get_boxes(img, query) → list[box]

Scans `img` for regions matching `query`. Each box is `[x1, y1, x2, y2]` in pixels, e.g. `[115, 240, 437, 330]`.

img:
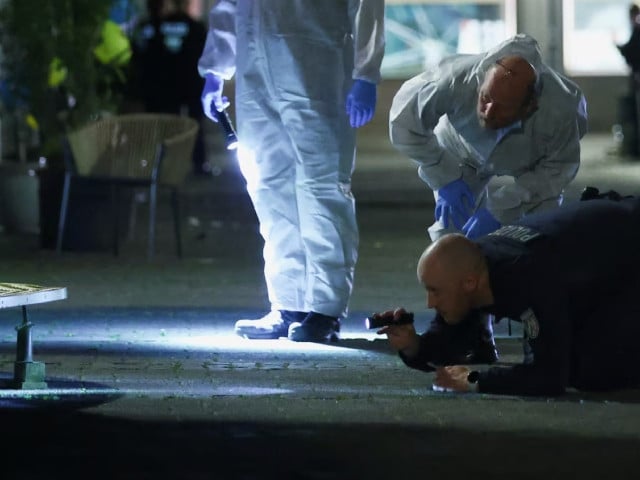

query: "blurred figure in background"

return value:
[616, 3, 640, 156]
[131, 0, 208, 175]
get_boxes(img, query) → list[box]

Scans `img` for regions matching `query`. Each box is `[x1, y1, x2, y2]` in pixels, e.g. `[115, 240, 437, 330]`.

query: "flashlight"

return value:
[365, 311, 414, 330]
[214, 108, 238, 150]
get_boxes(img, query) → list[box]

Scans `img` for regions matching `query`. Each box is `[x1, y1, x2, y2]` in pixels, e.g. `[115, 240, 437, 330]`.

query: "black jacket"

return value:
[618, 26, 640, 74]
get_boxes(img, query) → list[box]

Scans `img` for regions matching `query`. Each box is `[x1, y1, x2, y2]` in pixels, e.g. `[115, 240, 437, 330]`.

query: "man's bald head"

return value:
[418, 233, 485, 281]
[417, 234, 489, 325]
[477, 55, 538, 129]
[493, 55, 538, 104]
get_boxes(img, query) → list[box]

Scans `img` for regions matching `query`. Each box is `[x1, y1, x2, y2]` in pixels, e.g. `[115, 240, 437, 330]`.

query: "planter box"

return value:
[0, 162, 41, 235]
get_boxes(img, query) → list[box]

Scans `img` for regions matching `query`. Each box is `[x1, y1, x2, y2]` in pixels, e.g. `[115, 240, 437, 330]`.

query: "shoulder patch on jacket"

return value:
[489, 225, 541, 243]
[520, 308, 540, 339]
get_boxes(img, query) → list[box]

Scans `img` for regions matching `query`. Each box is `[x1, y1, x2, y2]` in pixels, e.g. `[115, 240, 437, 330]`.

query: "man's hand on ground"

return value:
[433, 366, 474, 392]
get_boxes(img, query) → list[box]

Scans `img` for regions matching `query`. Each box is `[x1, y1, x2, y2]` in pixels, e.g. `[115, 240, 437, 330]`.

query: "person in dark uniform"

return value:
[616, 3, 640, 156]
[617, 4, 640, 72]
[373, 195, 640, 396]
[130, 0, 208, 174]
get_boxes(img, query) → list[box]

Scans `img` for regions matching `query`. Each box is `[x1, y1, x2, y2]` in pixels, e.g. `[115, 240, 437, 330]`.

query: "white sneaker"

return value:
[234, 310, 305, 339]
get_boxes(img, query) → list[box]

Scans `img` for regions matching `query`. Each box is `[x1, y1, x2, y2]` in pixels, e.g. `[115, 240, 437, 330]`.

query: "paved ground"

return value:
[1, 132, 640, 479]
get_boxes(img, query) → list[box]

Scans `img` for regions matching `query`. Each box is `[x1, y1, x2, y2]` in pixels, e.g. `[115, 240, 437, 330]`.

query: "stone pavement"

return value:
[0, 132, 640, 479]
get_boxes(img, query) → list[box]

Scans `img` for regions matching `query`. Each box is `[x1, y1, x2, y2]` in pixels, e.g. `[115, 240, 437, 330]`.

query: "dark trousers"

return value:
[633, 73, 640, 156]
[570, 277, 640, 391]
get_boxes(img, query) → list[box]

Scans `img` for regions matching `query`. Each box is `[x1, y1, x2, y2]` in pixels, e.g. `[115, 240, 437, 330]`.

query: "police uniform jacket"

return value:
[403, 197, 640, 396]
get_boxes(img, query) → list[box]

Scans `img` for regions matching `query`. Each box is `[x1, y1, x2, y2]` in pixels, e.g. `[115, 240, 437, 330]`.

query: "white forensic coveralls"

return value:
[198, 1, 385, 318]
[389, 34, 588, 240]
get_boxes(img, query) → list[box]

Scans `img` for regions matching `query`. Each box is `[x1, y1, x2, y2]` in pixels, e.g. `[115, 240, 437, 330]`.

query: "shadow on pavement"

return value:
[2, 412, 639, 479]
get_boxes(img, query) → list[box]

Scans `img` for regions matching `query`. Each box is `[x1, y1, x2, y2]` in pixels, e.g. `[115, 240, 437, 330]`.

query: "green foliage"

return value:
[0, 0, 129, 159]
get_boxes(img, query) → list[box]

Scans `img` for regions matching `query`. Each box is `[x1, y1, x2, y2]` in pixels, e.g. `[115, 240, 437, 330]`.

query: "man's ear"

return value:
[462, 274, 478, 293]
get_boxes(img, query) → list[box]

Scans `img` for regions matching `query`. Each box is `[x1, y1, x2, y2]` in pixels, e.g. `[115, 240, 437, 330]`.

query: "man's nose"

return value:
[483, 102, 495, 117]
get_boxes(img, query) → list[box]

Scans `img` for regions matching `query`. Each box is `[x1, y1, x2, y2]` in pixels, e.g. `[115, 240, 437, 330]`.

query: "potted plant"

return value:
[0, 0, 132, 246]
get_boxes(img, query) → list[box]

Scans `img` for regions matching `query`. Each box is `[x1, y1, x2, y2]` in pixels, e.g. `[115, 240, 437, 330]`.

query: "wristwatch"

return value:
[467, 370, 480, 392]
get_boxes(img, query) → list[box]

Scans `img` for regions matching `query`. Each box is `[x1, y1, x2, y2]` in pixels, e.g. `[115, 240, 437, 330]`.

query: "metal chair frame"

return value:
[55, 114, 198, 259]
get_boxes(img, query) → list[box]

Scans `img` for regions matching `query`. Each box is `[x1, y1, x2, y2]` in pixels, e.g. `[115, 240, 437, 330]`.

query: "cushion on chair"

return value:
[66, 114, 198, 187]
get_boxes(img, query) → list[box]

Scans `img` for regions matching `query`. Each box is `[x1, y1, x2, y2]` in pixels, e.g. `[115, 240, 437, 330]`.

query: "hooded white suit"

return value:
[389, 34, 588, 239]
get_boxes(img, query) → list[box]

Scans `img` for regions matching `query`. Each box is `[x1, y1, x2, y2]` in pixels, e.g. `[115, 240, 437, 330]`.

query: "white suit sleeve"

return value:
[349, 0, 385, 84]
[489, 115, 584, 223]
[389, 73, 463, 191]
[197, 0, 237, 80]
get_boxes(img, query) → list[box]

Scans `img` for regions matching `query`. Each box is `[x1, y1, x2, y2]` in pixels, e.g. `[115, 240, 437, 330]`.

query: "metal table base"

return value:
[0, 283, 67, 389]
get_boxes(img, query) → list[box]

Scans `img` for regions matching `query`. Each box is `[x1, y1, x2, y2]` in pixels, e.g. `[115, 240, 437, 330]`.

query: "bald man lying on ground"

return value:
[390, 33, 588, 242]
[373, 193, 640, 396]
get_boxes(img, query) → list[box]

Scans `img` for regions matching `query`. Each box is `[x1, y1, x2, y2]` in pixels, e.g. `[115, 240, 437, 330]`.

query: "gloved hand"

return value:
[201, 73, 229, 122]
[345, 79, 376, 128]
[462, 208, 501, 239]
[435, 178, 475, 229]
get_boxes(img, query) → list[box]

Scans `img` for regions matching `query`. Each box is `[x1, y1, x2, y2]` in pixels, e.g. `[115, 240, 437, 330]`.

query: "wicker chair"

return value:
[56, 113, 199, 259]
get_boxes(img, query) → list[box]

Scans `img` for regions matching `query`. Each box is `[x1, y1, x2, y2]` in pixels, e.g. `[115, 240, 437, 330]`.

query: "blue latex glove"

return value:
[435, 178, 475, 229]
[345, 79, 376, 128]
[201, 73, 229, 122]
[462, 208, 501, 239]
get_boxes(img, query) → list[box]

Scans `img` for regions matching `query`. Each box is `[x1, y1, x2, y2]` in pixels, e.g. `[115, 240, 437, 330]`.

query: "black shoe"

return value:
[434, 313, 499, 365]
[288, 312, 340, 342]
[234, 310, 307, 339]
[580, 186, 631, 202]
[580, 186, 601, 201]
[474, 313, 499, 363]
[467, 341, 499, 364]
[448, 343, 498, 365]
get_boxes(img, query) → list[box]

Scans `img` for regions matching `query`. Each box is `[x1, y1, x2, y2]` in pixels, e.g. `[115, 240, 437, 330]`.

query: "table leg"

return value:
[13, 306, 47, 389]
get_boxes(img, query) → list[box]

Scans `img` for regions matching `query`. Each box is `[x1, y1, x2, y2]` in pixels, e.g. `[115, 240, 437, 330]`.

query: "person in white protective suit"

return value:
[389, 33, 588, 242]
[197, 1, 385, 342]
